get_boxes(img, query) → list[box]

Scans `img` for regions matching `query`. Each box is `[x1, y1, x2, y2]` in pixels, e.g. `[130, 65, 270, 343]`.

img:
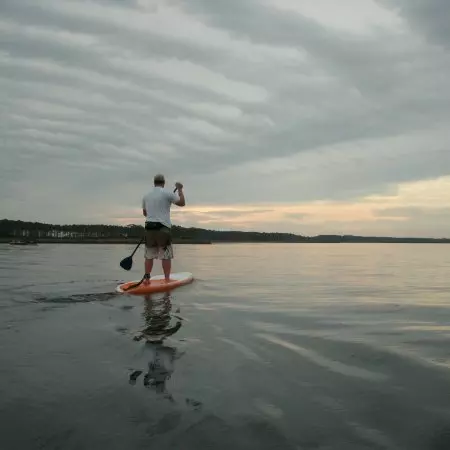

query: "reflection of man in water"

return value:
[130, 293, 184, 399]
[143, 342, 177, 398]
[134, 293, 182, 343]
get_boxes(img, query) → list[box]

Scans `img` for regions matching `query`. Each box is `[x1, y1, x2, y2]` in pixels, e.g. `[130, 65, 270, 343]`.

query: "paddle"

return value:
[119, 186, 179, 273]
[119, 237, 145, 271]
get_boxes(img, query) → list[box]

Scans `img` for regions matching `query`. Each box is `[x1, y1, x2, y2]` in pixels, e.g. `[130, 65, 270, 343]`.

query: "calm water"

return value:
[1, 243, 450, 450]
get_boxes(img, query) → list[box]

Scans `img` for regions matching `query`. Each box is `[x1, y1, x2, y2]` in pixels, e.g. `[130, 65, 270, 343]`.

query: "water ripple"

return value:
[256, 333, 388, 382]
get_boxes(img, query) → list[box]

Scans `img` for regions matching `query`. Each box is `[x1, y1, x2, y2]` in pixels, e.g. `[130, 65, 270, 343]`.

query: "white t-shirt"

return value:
[142, 187, 179, 228]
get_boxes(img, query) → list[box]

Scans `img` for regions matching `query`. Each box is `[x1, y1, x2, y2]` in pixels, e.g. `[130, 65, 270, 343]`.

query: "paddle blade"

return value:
[120, 256, 133, 271]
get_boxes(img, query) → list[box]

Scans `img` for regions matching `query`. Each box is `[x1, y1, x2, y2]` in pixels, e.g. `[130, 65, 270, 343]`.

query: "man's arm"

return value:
[173, 183, 185, 207]
[142, 198, 147, 217]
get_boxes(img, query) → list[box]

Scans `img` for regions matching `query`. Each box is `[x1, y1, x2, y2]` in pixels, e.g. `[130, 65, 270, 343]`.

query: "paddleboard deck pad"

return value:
[116, 272, 193, 295]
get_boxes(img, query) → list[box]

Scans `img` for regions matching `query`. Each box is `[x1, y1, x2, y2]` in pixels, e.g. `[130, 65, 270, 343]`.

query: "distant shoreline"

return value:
[2, 219, 449, 244]
[2, 238, 212, 245]
[2, 238, 450, 245]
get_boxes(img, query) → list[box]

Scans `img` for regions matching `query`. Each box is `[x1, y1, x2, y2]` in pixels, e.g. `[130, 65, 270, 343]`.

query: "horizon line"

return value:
[2, 218, 449, 241]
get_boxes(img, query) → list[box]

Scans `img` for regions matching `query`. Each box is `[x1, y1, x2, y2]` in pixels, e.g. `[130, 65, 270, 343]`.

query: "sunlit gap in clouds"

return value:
[110, 175, 450, 238]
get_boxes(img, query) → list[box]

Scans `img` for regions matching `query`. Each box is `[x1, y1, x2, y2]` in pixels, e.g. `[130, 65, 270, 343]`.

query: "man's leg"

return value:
[144, 230, 158, 283]
[144, 258, 153, 279]
[162, 259, 171, 281]
[156, 228, 174, 282]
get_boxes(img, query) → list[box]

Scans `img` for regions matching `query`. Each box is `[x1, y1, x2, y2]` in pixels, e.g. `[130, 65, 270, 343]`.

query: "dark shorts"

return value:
[144, 222, 173, 260]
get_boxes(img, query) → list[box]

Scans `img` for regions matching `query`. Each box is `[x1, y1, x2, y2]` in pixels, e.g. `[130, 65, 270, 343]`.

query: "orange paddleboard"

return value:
[116, 272, 193, 295]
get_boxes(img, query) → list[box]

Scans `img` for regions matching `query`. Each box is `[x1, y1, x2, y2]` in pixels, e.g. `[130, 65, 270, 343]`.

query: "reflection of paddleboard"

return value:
[116, 272, 193, 295]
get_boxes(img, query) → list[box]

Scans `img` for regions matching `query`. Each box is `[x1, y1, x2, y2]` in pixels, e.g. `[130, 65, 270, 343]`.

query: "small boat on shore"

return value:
[9, 240, 38, 246]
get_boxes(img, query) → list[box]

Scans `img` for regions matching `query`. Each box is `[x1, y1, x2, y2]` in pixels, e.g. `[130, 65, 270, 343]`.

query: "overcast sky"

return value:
[1, 0, 450, 237]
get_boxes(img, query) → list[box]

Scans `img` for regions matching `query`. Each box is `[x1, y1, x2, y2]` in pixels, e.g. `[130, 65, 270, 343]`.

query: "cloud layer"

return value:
[1, 0, 450, 236]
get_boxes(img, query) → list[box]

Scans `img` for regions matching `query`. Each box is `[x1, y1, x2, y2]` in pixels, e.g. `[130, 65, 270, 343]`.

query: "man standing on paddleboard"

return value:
[142, 174, 185, 283]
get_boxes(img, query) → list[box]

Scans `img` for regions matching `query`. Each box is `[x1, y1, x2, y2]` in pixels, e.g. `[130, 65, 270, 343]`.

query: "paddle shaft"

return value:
[130, 237, 144, 258]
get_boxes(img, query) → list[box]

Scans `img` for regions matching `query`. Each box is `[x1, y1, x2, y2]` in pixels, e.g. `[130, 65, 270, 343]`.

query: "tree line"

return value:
[1, 219, 449, 244]
[0, 219, 306, 242]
